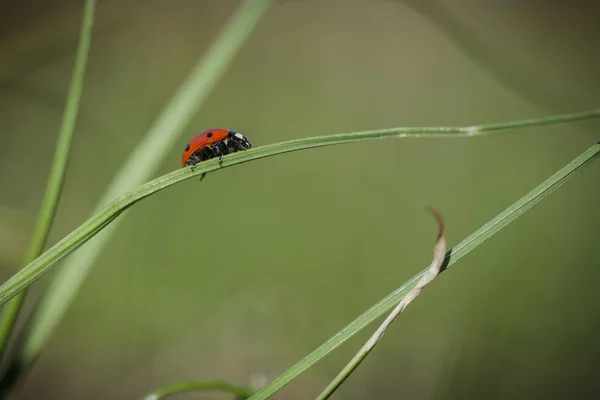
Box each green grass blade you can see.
[247,141,600,400]
[19,0,275,365]
[141,379,253,400]
[0,114,597,313]
[0,0,97,360]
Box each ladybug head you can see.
[230,131,252,149]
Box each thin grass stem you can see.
[0,0,97,373]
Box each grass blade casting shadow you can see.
[0,113,598,311]
[19,0,276,368]
[0,0,97,365]
[316,207,447,400]
[247,140,600,400]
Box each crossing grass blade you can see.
[247,141,600,399]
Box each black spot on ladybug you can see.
[207,132,213,138]
[185,143,190,151]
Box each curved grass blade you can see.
[0,0,97,364]
[0,115,598,310]
[247,141,600,399]
[0,114,596,316]
[141,379,253,400]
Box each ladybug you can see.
[182,129,252,171]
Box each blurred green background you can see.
[1,1,599,399]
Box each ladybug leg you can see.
[190,160,201,172]
[211,142,225,166]
[199,172,207,182]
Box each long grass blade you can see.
[0,119,597,313]
[0,0,97,367]
[247,141,600,399]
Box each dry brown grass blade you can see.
[316,207,447,400]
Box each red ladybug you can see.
[182,129,252,168]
